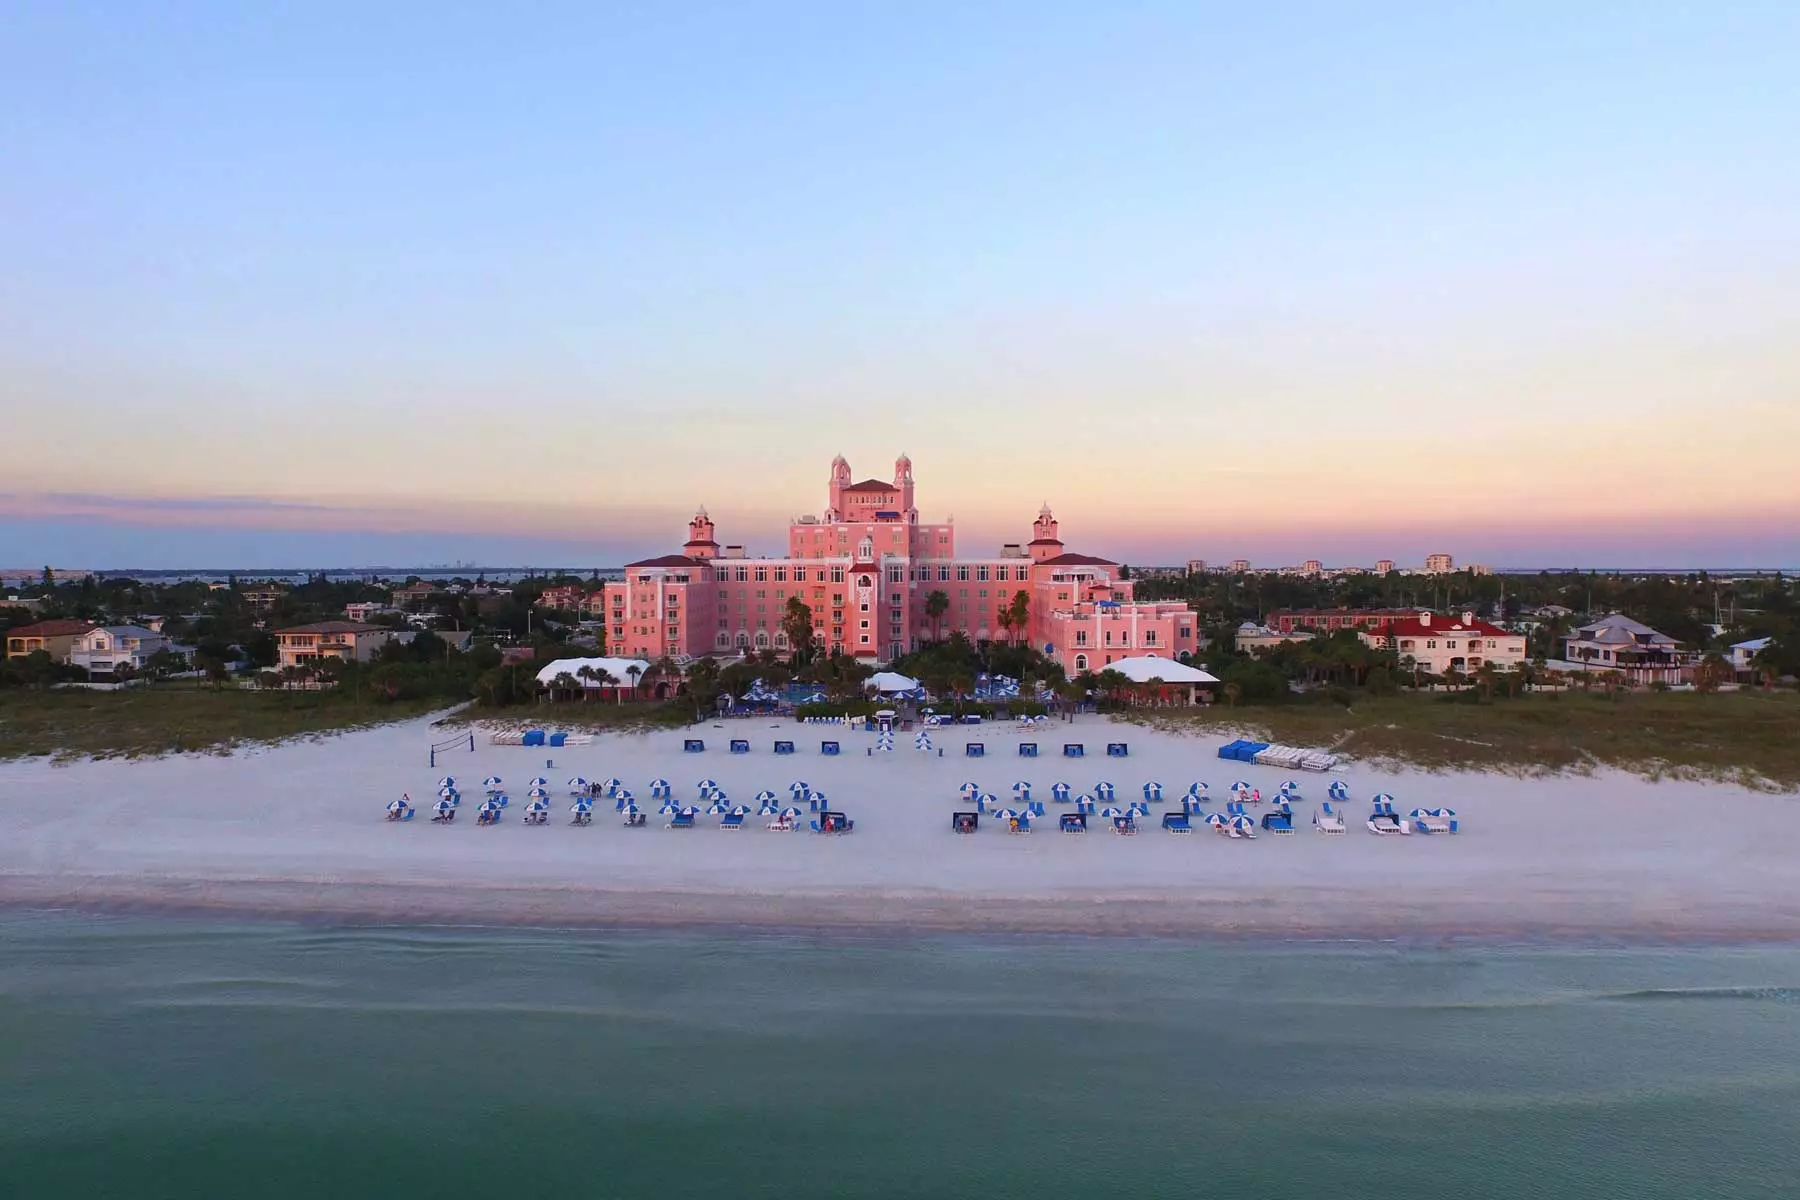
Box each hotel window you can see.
[1427,640,1437,649]
[957,566,970,581]
[976,566,989,582]
[959,589,968,599]
[937,566,950,581]
[1447,640,1458,649]
[1179,627,1191,639]
[830,566,845,583]
[978,590,988,599]
[794,567,807,582]
[860,603,869,613]
[887,566,903,583]
[1144,631,1156,645]
[734,567,748,582]
[859,620,870,630]
[774,567,787,583]
[1076,631,1088,646]
[1104,631,1113,645]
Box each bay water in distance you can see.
[2,914,1797,1199]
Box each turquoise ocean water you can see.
[2,914,1798,1198]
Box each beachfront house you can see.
[275,621,400,669]
[1360,612,1527,676]
[1559,614,1692,685]
[68,625,177,675]
[1729,636,1775,683]
[3,619,97,662]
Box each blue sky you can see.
[3,2,1797,569]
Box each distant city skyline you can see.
[4,4,1798,569]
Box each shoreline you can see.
[10,873,1800,945]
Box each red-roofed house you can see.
[1360,612,1526,675]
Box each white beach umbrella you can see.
[1230,781,1252,794]
[1011,781,1032,796]
[527,777,549,788]
[437,776,456,789]
[481,776,504,791]
[959,782,982,798]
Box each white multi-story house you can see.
[1423,553,1455,574]
[1729,636,1775,682]
[1560,614,1692,685]
[69,625,176,675]
[1361,612,1527,675]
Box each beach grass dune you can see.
[2,714,1797,940]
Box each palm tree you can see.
[924,590,949,642]
[995,608,1014,646]
[1007,591,1031,647]
[1223,681,1242,708]
[1474,661,1498,703]
[552,671,579,701]
[626,663,643,702]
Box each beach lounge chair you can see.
[1106,742,1128,757]
[668,811,696,829]
[952,812,980,834]
[1059,813,1087,833]
[774,740,795,755]
[1366,802,1408,835]
[1313,802,1346,834]
[1019,742,1038,757]
[1063,743,1085,758]
[1260,808,1295,835]
[1110,814,1138,836]
[720,812,746,830]
[812,811,853,834]
[1160,812,1192,834]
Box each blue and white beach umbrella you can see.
[706,800,732,815]
[1186,782,1209,797]
[991,807,1021,822]
[754,790,777,804]
[647,779,670,798]
[1075,795,1096,813]
[436,776,456,789]
[1012,781,1032,798]
[438,785,459,800]
[1142,782,1163,801]
[1099,806,1126,820]
[598,778,624,796]
[434,798,455,817]
[696,779,720,796]
[729,805,751,817]
[789,781,811,796]
[1203,812,1227,829]
[658,799,682,815]
[1094,782,1115,801]
[527,777,549,789]
[1432,807,1456,818]
[571,799,593,814]
[978,793,999,811]
[1327,781,1350,801]
[807,790,827,807]
[619,803,641,818]
[1230,814,1257,833]
[481,776,503,791]
[567,777,589,793]
[1371,792,1396,805]
[1051,782,1072,802]
[1230,780,1252,794]
[959,782,982,798]
[1027,801,1046,817]
[779,806,803,820]
[758,798,782,815]
[527,797,551,814]
[1278,780,1300,795]
[678,805,701,818]
[1128,801,1151,817]
[387,798,410,815]
[493,794,510,807]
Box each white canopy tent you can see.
[1102,655,1218,685]
[535,656,653,689]
[865,671,922,694]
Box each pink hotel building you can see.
[602,455,1200,675]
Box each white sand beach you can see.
[3,714,1796,939]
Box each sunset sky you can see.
[4,3,1797,570]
